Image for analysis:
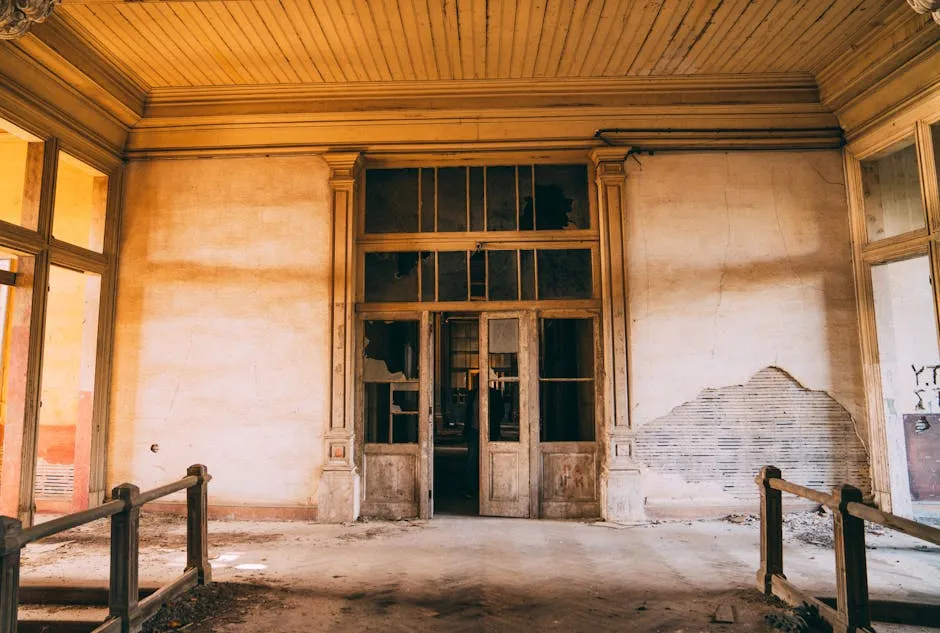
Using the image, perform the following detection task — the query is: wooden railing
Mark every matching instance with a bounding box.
[0,464,212,633]
[756,465,940,633]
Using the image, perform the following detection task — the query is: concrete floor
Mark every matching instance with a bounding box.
[18,513,940,632]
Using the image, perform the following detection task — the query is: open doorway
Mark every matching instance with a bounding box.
[432,313,479,515]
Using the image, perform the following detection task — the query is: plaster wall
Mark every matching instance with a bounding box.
[111,154,332,510]
[624,150,868,512]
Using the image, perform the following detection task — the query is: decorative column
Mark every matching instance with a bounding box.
[591,147,644,522]
[317,152,363,523]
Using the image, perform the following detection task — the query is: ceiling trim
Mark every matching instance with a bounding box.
[144,73,821,119]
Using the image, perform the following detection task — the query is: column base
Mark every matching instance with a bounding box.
[317,468,360,523]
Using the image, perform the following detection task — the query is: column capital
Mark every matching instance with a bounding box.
[323,152,363,186]
[590,147,632,176]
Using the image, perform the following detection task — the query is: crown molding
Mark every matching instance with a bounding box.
[143,74,820,119]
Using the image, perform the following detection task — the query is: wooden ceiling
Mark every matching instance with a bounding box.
[56,0,899,89]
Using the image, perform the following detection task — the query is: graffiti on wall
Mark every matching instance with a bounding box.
[912,364,940,411]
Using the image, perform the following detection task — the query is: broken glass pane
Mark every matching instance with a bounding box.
[438,251,468,301]
[470,166,485,231]
[420,167,436,232]
[520,249,536,300]
[364,169,419,233]
[365,383,390,443]
[486,166,517,231]
[534,164,589,230]
[362,320,419,381]
[487,250,518,301]
[488,319,519,377]
[437,167,467,231]
[392,414,419,443]
[364,252,419,302]
[488,382,519,442]
[537,249,592,299]
[420,252,435,302]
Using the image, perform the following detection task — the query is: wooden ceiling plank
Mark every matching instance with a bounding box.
[304,0,354,82]
[153,3,240,85]
[751,1,840,73]
[220,2,287,83]
[59,5,152,89]
[409,0,441,81]
[484,0,500,78]
[532,0,562,77]
[471,0,487,79]
[238,0,303,83]
[600,0,650,76]
[626,0,682,75]
[543,0,577,78]
[710,0,784,74]
[649,0,711,75]
[555,0,592,77]
[517,0,547,78]
[271,0,325,82]
[579,0,627,77]
[255,0,318,83]
[425,0,452,80]
[672,0,744,74]
[568,0,606,77]
[497,0,516,78]
[191,2,269,84]
[698,0,769,73]
[455,0,474,79]
[118,4,210,86]
[610,0,663,76]
[442,0,462,80]
[771,1,850,70]
[353,0,393,81]
[393,0,429,82]
[285,0,341,83]
[725,0,807,75]
[508,0,530,78]
[84,5,174,86]
[320,0,375,82]
[372,0,412,81]
[790,0,879,74]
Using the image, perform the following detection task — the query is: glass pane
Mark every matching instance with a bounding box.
[34,266,101,513]
[861,141,926,242]
[363,320,419,381]
[0,250,35,515]
[871,256,940,502]
[540,382,594,442]
[520,250,536,300]
[420,252,435,302]
[488,319,518,378]
[0,120,40,230]
[438,251,468,301]
[364,168,418,233]
[537,249,592,299]
[420,168,435,232]
[469,167,485,231]
[392,414,419,443]
[52,152,107,252]
[541,318,594,378]
[437,167,467,231]
[534,164,589,230]
[486,166,517,231]
[364,252,419,302]
[365,383,390,443]
[441,317,478,433]
[519,165,534,230]
[487,382,519,442]
[487,250,518,301]
[469,251,486,300]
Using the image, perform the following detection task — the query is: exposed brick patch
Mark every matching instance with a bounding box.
[635,367,870,499]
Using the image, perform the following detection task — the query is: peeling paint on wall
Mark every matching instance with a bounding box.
[635,367,870,501]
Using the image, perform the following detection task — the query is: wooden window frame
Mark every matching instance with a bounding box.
[0,121,123,526]
[845,112,940,516]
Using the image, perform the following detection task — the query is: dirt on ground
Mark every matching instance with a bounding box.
[141,583,279,633]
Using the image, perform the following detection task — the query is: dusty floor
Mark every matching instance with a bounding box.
[17,510,940,632]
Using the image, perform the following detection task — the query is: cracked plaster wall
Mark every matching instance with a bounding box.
[109,155,332,508]
[624,150,867,512]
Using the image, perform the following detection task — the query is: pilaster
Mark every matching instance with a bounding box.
[317,151,363,523]
[591,147,644,521]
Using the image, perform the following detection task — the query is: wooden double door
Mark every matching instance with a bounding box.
[358,310,598,520]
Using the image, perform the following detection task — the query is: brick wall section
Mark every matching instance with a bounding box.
[635,367,871,500]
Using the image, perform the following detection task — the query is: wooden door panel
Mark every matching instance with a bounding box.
[362,448,419,519]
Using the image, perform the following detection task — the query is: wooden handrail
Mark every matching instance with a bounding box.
[756,465,939,633]
[0,464,212,633]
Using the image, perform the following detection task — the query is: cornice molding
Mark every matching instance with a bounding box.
[144,74,820,119]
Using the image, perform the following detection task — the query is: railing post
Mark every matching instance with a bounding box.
[0,517,22,633]
[756,465,784,594]
[185,465,211,585]
[833,484,870,633]
[109,484,142,633]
